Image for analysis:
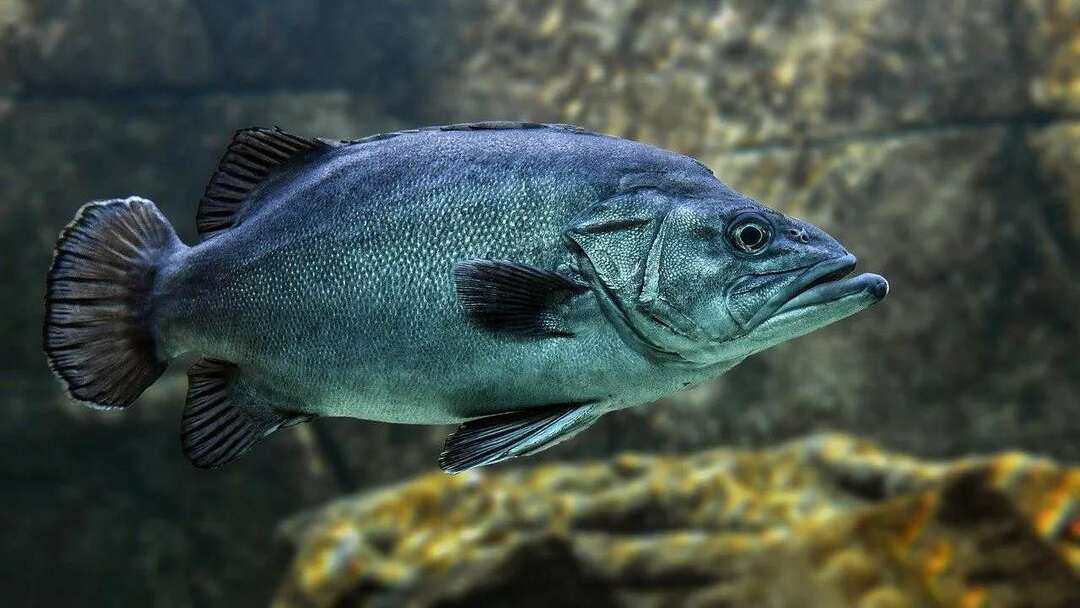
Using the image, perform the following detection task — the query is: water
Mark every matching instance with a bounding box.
[2,1,1078,606]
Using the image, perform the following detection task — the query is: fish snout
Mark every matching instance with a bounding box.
[794,221,851,257]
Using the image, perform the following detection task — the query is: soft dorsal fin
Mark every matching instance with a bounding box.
[438,402,600,473]
[197,127,336,238]
[182,358,312,469]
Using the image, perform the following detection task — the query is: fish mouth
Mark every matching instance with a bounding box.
[772,254,887,316]
[744,254,887,329]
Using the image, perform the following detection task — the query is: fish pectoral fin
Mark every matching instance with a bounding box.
[181,358,313,469]
[454,260,588,337]
[197,127,341,239]
[438,402,600,473]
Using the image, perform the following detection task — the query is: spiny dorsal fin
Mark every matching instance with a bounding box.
[182,358,312,469]
[439,402,600,473]
[454,260,588,337]
[197,127,336,239]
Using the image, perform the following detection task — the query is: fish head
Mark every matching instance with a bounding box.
[567,178,887,367]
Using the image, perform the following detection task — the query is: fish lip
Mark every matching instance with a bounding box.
[743,254,859,329]
[773,269,889,317]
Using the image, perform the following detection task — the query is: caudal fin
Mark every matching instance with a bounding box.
[44,197,182,408]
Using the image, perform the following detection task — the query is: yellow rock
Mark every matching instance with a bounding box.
[274,434,1080,607]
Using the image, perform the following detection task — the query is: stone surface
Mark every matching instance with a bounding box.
[2,0,435,111]
[275,434,1080,607]
[1031,121,1080,236]
[431,0,1030,153]
[4,0,216,90]
[1024,0,1080,112]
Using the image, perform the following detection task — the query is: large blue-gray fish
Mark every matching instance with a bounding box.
[44,122,887,472]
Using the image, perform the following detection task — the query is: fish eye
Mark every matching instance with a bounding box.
[728,215,771,254]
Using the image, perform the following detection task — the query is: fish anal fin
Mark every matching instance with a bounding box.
[197,127,338,239]
[438,402,600,473]
[454,260,588,337]
[182,358,312,469]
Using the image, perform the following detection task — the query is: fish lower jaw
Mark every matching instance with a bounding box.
[743,274,888,353]
[773,272,888,316]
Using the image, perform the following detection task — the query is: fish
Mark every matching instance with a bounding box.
[43,121,888,473]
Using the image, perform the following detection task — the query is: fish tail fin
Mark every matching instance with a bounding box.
[44,196,182,409]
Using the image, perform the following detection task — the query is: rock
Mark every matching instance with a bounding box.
[1023,0,1080,112]
[431,0,1029,152]
[275,434,1080,607]
[3,0,435,109]
[5,0,216,90]
[1030,121,1080,236]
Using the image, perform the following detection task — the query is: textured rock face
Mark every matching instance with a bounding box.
[4,0,216,89]
[1025,0,1080,112]
[2,0,436,99]
[275,435,1080,607]
[433,0,1030,151]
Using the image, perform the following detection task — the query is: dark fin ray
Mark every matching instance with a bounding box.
[44,197,181,409]
[181,358,313,469]
[454,260,588,337]
[197,127,339,238]
[439,402,600,473]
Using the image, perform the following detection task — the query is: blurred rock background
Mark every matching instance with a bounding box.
[1,0,1078,605]
[275,435,1080,607]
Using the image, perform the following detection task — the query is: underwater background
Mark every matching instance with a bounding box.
[2,1,1079,606]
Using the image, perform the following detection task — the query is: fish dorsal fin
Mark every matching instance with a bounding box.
[182,358,312,469]
[197,127,336,238]
[438,402,600,473]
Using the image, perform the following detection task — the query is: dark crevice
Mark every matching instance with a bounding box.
[308,418,358,493]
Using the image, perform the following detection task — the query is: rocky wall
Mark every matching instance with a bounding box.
[276,434,1080,607]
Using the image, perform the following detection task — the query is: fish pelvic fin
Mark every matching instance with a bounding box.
[44,197,182,409]
[454,260,588,337]
[197,127,340,239]
[439,402,601,473]
[182,358,313,469]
